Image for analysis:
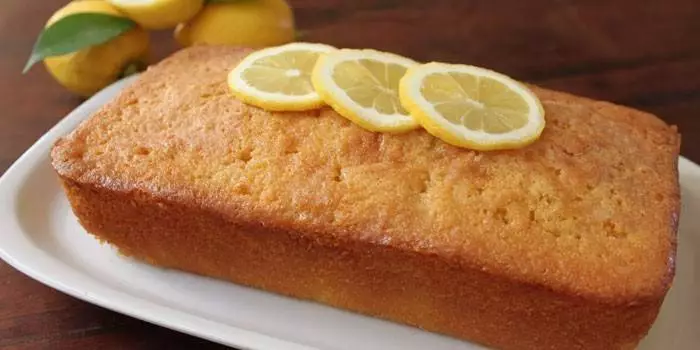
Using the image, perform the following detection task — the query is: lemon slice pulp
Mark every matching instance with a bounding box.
[312,49,420,133]
[228,42,336,111]
[399,62,545,150]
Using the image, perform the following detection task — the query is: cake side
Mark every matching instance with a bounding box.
[51,45,680,304]
[57,175,658,350]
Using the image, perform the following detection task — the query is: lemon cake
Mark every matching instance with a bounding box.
[51,46,681,350]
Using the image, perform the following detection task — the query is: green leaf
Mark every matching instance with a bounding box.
[23,13,136,74]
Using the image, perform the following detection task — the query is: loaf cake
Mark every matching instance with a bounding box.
[51,46,681,350]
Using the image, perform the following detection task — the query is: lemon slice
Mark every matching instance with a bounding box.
[107,0,203,29]
[399,62,545,150]
[311,49,420,133]
[228,42,336,111]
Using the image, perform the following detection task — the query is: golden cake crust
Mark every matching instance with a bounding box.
[51,46,680,349]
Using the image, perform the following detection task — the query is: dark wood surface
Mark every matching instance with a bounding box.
[1,0,698,348]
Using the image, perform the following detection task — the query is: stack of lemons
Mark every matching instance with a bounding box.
[33,0,295,97]
[228,43,546,151]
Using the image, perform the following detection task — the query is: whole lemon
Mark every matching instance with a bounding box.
[43,1,150,97]
[106,0,203,30]
[174,0,295,48]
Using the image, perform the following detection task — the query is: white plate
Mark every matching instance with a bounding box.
[0,76,698,350]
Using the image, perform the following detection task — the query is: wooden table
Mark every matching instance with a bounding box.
[1,0,698,348]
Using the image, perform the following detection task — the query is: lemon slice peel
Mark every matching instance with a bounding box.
[399,62,545,150]
[228,42,337,111]
[312,48,421,133]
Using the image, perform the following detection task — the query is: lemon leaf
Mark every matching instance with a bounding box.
[23,13,136,74]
